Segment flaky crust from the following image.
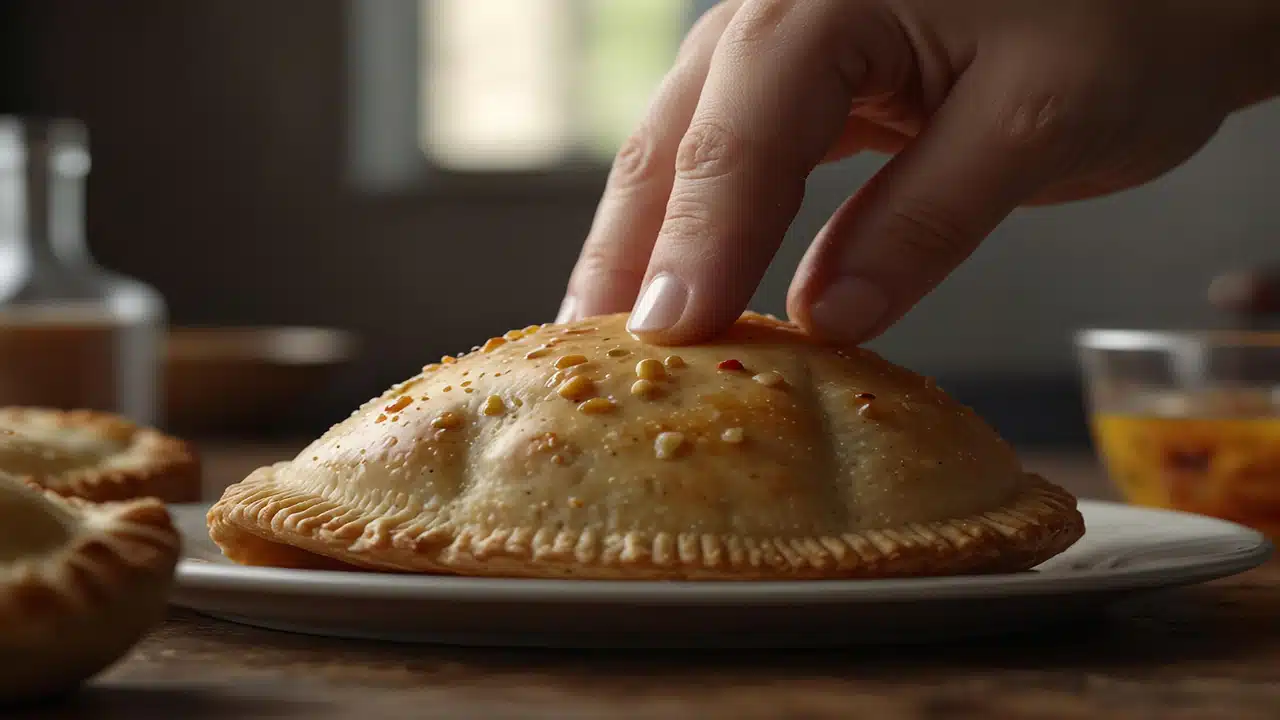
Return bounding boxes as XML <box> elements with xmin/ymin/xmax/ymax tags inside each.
<box><xmin>0</xmin><ymin>407</ymin><xmax>201</xmax><ymax>503</ymax></box>
<box><xmin>208</xmin><ymin>312</ymin><xmax>1086</xmax><ymax>580</ymax></box>
<box><xmin>0</xmin><ymin>477</ymin><xmax>181</xmax><ymax>701</ymax></box>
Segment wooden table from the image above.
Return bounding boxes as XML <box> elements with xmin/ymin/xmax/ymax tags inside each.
<box><xmin>18</xmin><ymin>445</ymin><xmax>1280</xmax><ymax>719</ymax></box>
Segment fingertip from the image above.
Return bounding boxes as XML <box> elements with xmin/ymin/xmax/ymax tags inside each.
<box><xmin>627</xmin><ymin>319</ymin><xmax>737</xmax><ymax>347</ymax></box>
<box><xmin>626</xmin><ymin>272</ymin><xmax>689</xmax><ymax>334</ymax></box>
<box><xmin>791</xmin><ymin>276</ymin><xmax>892</xmax><ymax>347</ymax></box>
<box><xmin>624</xmin><ymin>271</ymin><xmax>747</xmax><ymax>346</ymax></box>
<box><xmin>554</xmin><ymin>295</ymin><xmax>578</xmax><ymax>324</ymax></box>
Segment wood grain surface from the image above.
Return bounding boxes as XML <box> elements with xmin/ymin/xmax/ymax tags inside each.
<box><xmin>11</xmin><ymin>445</ymin><xmax>1280</xmax><ymax>720</ymax></box>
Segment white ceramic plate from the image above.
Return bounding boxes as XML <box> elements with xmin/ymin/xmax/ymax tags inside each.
<box><xmin>168</xmin><ymin>501</ymin><xmax>1272</xmax><ymax>648</ymax></box>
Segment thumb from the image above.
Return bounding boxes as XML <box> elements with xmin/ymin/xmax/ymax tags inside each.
<box><xmin>788</xmin><ymin>69</ymin><xmax>1070</xmax><ymax>345</ymax></box>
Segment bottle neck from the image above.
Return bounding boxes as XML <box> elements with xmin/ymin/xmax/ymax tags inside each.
<box><xmin>2</xmin><ymin>118</ymin><xmax>95</xmax><ymax>268</ymax></box>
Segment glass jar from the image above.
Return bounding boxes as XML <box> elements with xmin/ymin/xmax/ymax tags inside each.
<box><xmin>0</xmin><ymin>116</ymin><xmax>165</xmax><ymax>426</ymax></box>
<box><xmin>1077</xmin><ymin>328</ymin><xmax>1280</xmax><ymax>540</ymax></box>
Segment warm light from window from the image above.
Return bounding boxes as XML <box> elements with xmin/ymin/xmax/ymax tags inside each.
<box><xmin>421</xmin><ymin>0</ymin><xmax>574</xmax><ymax>171</ymax></box>
<box><xmin>419</xmin><ymin>0</ymin><xmax>690</xmax><ymax>171</ymax></box>
<box><xmin>581</xmin><ymin>0</ymin><xmax>689</xmax><ymax>158</ymax></box>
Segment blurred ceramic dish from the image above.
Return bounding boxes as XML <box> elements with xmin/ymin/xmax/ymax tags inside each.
<box><xmin>164</xmin><ymin>327</ymin><xmax>358</xmax><ymax>435</ymax></box>
<box><xmin>1078</xmin><ymin>329</ymin><xmax>1280</xmax><ymax>539</ymax></box>
<box><xmin>168</xmin><ymin>500</ymin><xmax>1270</xmax><ymax>648</ymax></box>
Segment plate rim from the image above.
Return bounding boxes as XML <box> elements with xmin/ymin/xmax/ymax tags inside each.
<box><xmin>170</xmin><ymin>500</ymin><xmax>1274</xmax><ymax>606</ymax></box>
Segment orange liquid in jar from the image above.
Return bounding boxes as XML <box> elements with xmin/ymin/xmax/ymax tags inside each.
<box><xmin>1092</xmin><ymin>412</ymin><xmax>1280</xmax><ymax>539</ymax></box>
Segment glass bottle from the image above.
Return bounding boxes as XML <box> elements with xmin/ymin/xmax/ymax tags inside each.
<box><xmin>0</xmin><ymin>116</ymin><xmax>165</xmax><ymax>427</ymax></box>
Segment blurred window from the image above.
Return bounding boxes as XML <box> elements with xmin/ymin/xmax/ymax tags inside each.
<box><xmin>422</xmin><ymin>0</ymin><xmax>689</xmax><ymax>170</ymax></box>
<box><xmin>350</xmin><ymin>0</ymin><xmax>697</xmax><ymax>191</ymax></box>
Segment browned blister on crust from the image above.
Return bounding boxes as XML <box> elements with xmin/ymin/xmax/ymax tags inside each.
<box><xmin>0</xmin><ymin>407</ymin><xmax>201</xmax><ymax>503</ymax></box>
<box><xmin>0</xmin><ymin>476</ymin><xmax>181</xmax><ymax>701</ymax></box>
<box><xmin>208</xmin><ymin>312</ymin><xmax>1085</xmax><ymax>581</ymax></box>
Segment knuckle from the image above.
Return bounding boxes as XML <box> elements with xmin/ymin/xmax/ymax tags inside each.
<box><xmin>607</xmin><ymin>127</ymin><xmax>663</xmax><ymax>195</ymax></box>
<box><xmin>680</xmin><ymin>0</ymin><xmax>739</xmax><ymax>56</ymax></box>
<box><xmin>992</xmin><ymin>91</ymin><xmax>1077</xmax><ymax>154</ymax></box>
<box><xmin>572</xmin><ymin>245</ymin><xmax>646</xmax><ymax>296</ymax></box>
<box><xmin>827</xmin><ymin>3</ymin><xmax>914</xmax><ymax>100</ymax></box>
<box><xmin>659</xmin><ymin>192</ymin><xmax>714</xmax><ymax>249</ymax></box>
<box><xmin>674</xmin><ymin>119</ymin><xmax>743</xmax><ymax>182</ymax></box>
<box><xmin>720</xmin><ymin>0</ymin><xmax>795</xmax><ymax>55</ymax></box>
<box><xmin>881</xmin><ymin>198</ymin><xmax>975</xmax><ymax>272</ymax></box>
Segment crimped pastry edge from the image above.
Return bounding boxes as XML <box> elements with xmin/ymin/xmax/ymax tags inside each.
<box><xmin>0</xmin><ymin>478</ymin><xmax>182</xmax><ymax>701</ymax></box>
<box><xmin>1</xmin><ymin>481</ymin><xmax>182</xmax><ymax>628</ymax></box>
<box><xmin>0</xmin><ymin>407</ymin><xmax>202</xmax><ymax>503</ymax></box>
<box><xmin>207</xmin><ymin>469</ymin><xmax>1085</xmax><ymax>581</ymax></box>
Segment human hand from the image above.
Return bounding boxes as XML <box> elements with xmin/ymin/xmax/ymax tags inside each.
<box><xmin>557</xmin><ymin>0</ymin><xmax>1280</xmax><ymax>345</ymax></box>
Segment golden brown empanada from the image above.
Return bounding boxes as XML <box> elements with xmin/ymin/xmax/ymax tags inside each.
<box><xmin>0</xmin><ymin>408</ymin><xmax>201</xmax><ymax>503</ymax></box>
<box><xmin>0</xmin><ymin>473</ymin><xmax>180</xmax><ymax>701</ymax></box>
<box><xmin>208</xmin><ymin>313</ymin><xmax>1084</xmax><ymax>580</ymax></box>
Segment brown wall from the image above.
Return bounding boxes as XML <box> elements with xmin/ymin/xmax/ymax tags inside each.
<box><xmin>22</xmin><ymin>0</ymin><xmax>603</xmax><ymax>428</ymax></box>
<box><xmin>14</xmin><ymin>0</ymin><xmax>1280</xmax><ymax>445</ymax></box>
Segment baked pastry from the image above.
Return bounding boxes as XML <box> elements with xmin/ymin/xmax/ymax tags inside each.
<box><xmin>208</xmin><ymin>312</ymin><xmax>1085</xmax><ymax>580</ymax></box>
<box><xmin>0</xmin><ymin>408</ymin><xmax>201</xmax><ymax>503</ymax></box>
<box><xmin>0</xmin><ymin>473</ymin><xmax>180</xmax><ymax>702</ymax></box>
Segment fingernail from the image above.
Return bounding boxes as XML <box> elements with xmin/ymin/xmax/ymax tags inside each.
<box><xmin>628</xmin><ymin>273</ymin><xmax>689</xmax><ymax>334</ymax></box>
<box><xmin>810</xmin><ymin>277</ymin><xmax>889</xmax><ymax>344</ymax></box>
<box><xmin>555</xmin><ymin>295</ymin><xmax>577</xmax><ymax>323</ymax></box>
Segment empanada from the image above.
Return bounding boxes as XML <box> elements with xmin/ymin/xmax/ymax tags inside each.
<box><xmin>0</xmin><ymin>473</ymin><xmax>180</xmax><ymax>701</ymax></box>
<box><xmin>0</xmin><ymin>408</ymin><xmax>201</xmax><ymax>503</ymax></box>
<box><xmin>208</xmin><ymin>313</ymin><xmax>1084</xmax><ymax>580</ymax></box>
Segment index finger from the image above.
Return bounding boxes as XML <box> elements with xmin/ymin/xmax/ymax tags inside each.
<box><xmin>625</xmin><ymin>0</ymin><xmax>911</xmax><ymax>343</ymax></box>
<box><xmin>559</xmin><ymin>1</ymin><xmax>741</xmax><ymax>323</ymax></box>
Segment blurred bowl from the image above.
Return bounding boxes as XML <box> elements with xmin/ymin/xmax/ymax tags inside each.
<box><xmin>1076</xmin><ymin>328</ymin><xmax>1280</xmax><ymax>539</ymax></box>
<box><xmin>164</xmin><ymin>326</ymin><xmax>359</xmax><ymax>436</ymax></box>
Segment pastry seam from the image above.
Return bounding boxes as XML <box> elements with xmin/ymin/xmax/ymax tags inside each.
<box><xmin>208</xmin><ymin>472</ymin><xmax>1085</xmax><ymax>579</ymax></box>
<box><xmin>4</xmin><ymin>487</ymin><xmax>181</xmax><ymax>627</ymax></box>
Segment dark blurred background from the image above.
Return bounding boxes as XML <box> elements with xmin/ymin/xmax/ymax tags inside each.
<box><xmin>1</xmin><ymin>0</ymin><xmax>1277</xmax><ymax>445</ymax></box>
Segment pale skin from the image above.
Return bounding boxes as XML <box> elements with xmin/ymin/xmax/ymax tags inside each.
<box><xmin>556</xmin><ymin>0</ymin><xmax>1280</xmax><ymax>345</ymax></box>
